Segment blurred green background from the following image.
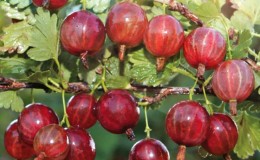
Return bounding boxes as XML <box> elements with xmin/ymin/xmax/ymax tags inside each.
<box><xmin>1</xmin><ymin>7</ymin><xmax>260</xmax><ymax>160</ymax></box>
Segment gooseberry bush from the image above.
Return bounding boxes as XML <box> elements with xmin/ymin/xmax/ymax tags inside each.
<box><xmin>0</xmin><ymin>0</ymin><xmax>260</xmax><ymax>159</ymax></box>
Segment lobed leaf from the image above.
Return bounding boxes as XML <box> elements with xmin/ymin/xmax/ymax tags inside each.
<box><xmin>8</xmin><ymin>0</ymin><xmax>32</xmax><ymax>9</ymax></box>
<box><xmin>27</xmin><ymin>8</ymin><xmax>58</xmax><ymax>61</ymax></box>
<box><xmin>0</xmin><ymin>91</ymin><xmax>24</xmax><ymax>112</ymax></box>
<box><xmin>0</xmin><ymin>21</ymin><xmax>32</xmax><ymax>53</ymax></box>
<box><xmin>0</xmin><ymin>57</ymin><xmax>38</xmax><ymax>79</ymax></box>
<box><xmin>231</xmin><ymin>30</ymin><xmax>252</xmax><ymax>59</ymax></box>
<box><xmin>27</xmin><ymin>70</ymin><xmax>51</xmax><ymax>84</ymax></box>
<box><xmin>128</xmin><ymin>48</ymin><xmax>178</xmax><ymax>87</ymax></box>
<box><xmin>234</xmin><ymin>111</ymin><xmax>260</xmax><ymax>159</ymax></box>
<box><xmin>86</xmin><ymin>0</ymin><xmax>111</xmax><ymax>13</ymax></box>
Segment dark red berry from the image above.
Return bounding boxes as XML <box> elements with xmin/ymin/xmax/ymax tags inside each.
<box><xmin>183</xmin><ymin>27</ymin><xmax>226</xmax><ymax>77</ymax></box>
<box><xmin>106</xmin><ymin>1</ymin><xmax>148</xmax><ymax>61</ymax></box>
<box><xmin>32</xmin><ymin>0</ymin><xmax>68</xmax><ymax>10</ymax></box>
<box><xmin>65</xmin><ymin>127</ymin><xmax>96</xmax><ymax>160</ymax></box>
<box><xmin>144</xmin><ymin>15</ymin><xmax>184</xmax><ymax>71</ymax></box>
<box><xmin>212</xmin><ymin>60</ymin><xmax>255</xmax><ymax>115</ymax></box>
<box><xmin>67</xmin><ymin>93</ymin><xmax>97</xmax><ymax>129</ymax></box>
<box><xmin>97</xmin><ymin>89</ymin><xmax>140</xmax><ymax>140</ymax></box>
<box><xmin>129</xmin><ymin>138</ymin><xmax>170</xmax><ymax>160</ymax></box>
<box><xmin>60</xmin><ymin>10</ymin><xmax>106</xmax><ymax>67</ymax></box>
<box><xmin>34</xmin><ymin>124</ymin><xmax>70</xmax><ymax>160</ymax></box>
<box><xmin>165</xmin><ymin>100</ymin><xmax>210</xmax><ymax>160</ymax></box>
<box><xmin>18</xmin><ymin>103</ymin><xmax>59</xmax><ymax>144</ymax></box>
<box><xmin>202</xmin><ymin>113</ymin><xmax>238</xmax><ymax>156</ymax></box>
<box><xmin>4</xmin><ymin>120</ymin><xmax>35</xmax><ymax>159</ymax></box>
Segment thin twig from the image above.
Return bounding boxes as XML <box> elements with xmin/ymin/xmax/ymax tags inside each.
<box><xmin>242</xmin><ymin>57</ymin><xmax>260</xmax><ymax>71</ymax></box>
<box><xmin>154</xmin><ymin>0</ymin><xmax>204</xmax><ymax>26</ymax></box>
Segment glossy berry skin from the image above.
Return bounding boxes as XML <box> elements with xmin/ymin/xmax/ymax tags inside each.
<box><xmin>144</xmin><ymin>15</ymin><xmax>184</xmax><ymax>58</ymax></box>
<box><xmin>34</xmin><ymin>124</ymin><xmax>70</xmax><ymax>160</ymax></box>
<box><xmin>202</xmin><ymin>113</ymin><xmax>238</xmax><ymax>155</ymax></box>
<box><xmin>66</xmin><ymin>127</ymin><xmax>96</xmax><ymax>160</ymax></box>
<box><xmin>106</xmin><ymin>2</ymin><xmax>148</xmax><ymax>47</ymax></box>
<box><xmin>106</xmin><ymin>2</ymin><xmax>148</xmax><ymax>61</ymax></box>
<box><xmin>129</xmin><ymin>138</ymin><xmax>170</xmax><ymax>160</ymax></box>
<box><xmin>212</xmin><ymin>60</ymin><xmax>254</xmax><ymax>115</ymax></box>
<box><xmin>60</xmin><ymin>11</ymin><xmax>106</xmax><ymax>56</ymax></box>
<box><xmin>183</xmin><ymin>27</ymin><xmax>226</xmax><ymax>76</ymax></box>
<box><xmin>18</xmin><ymin>103</ymin><xmax>59</xmax><ymax>144</ymax></box>
<box><xmin>97</xmin><ymin>89</ymin><xmax>140</xmax><ymax>137</ymax></box>
<box><xmin>67</xmin><ymin>93</ymin><xmax>97</xmax><ymax>129</ymax></box>
<box><xmin>32</xmin><ymin>0</ymin><xmax>68</xmax><ymax>10</ymax></box>
<box><xmin>165</xmin><ymin>100</ymin><xmax>210</xmax><ymax>147</ymax></box>
<box><xmin>4</xmin><ymin>120</ymin><xmax>35</xmax><ymax>159</ymax></box>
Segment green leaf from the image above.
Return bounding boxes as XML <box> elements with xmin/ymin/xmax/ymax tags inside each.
<box><xmin>253</xmin><ymin>71</ymin><xmax>260</xmax><ymax>90</ymax></box>
<box><xmin>106</xmin><ymin>76</ymin><xmax>131</xmax><ymax>89</ymax></box>
<box><xmin>0</xmin><ymin>57</ymin><xmax>38</xmax><ymax>79</ymax></box>
<box><xmin>27</xmin><ymin>8</ymin><xmax>58</xmax><ymax>61</ymax></box>
<box><xmin>0</xmin><ymin>21</ymin><xmax>32</xmax><ymax>53</ymax></box>
<box><xmin>105</xmin><ymin>56</ymin><xmax>131</xmax><ymax>77</ymax></box>
<box><xmin>8</xmin><ymin>0</ymin><xmax>31</xmax><ymax>9</ymax></box>
<box><xmin>192</xmin><ymin>2</ymin><xmax>220</xmax><ymax>22</ymax></box>
<box><xmin>231</xmin><ymin>11</ymin><xmax>254</xmax><ymax>31</ymax></box>
<box><xmin>238</xmin><ymin>101</ymin><xmax>260</xmax><ymax>113</ymax></box>
<box><xmin>234</xmin><ymin>112</ymin><xmax>260</xmax><ymax>159</ymax></box>
<box><xmin>232</xmin><ymin>0</ymin><xmax>260</xmax><ymax>25</ymax></box>
<box><xmin>78</xmin><ymin>57</ymin><xmax>100</xmax><ymax>85</ymax></box>
<box><xmin>86</xmin><ymin>0</ymin><xmax>111</xmax><ymax>13</ymax></box>
<box><xmin>128</xmin><ymin>48</ymin><xmax>177</xmax><ymax>86</ymax></box>
<box><xmin>0</xmin><ymin>91</ymin><xmax>24</xmax><ymax>112</ymax></box>
<box><xmin>27</xmin><ymin>70</ymin><xmax>51</xmax><ymax>84</ymax></box>
<box><xmin>59</xmin><ymin>52</ymin><xmax>79</xmax><ymax>82</ymax></box>
<box><xmin>0</xmin><ymin>1</ymin><xmax>35</xmax><ymax>23</ymax></box>
<box><xmin>232</xmin><ymin>30</ymin><xmax>252</xmax><ymax>59</ymax></box>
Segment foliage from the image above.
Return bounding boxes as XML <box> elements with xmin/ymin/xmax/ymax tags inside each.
<box><xmin>0</xmin><ymin>0</ymin><xmax>260</xmax><ymax>159</ymax></box>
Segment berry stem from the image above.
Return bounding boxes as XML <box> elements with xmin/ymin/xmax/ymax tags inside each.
<box><xmin>119</xmin><ymin>45</ymin><xmax>126</xmax><ymax>62</ymax></box>
<box><xmin>176</xmin><ymin>145</ymin><xmax>186</xmax><ymax>160</ymax></box>
<box><xmin>31</xmin><ymin>89</ymin><xmax>35</xmax><ymax>104</ymax></box>
<box><xmin>171</xmin><ymin>66</ymin><xmax>197</xmax><ymax>81</ymax></box>
<box><xmin>81</xmin><ymin>0</ymin><xmax>87</xmax><ymax>10</ymax></box>
<box><xmin>156</xmin><ymin>57</ymin><xmax>167</xmax><ymax>71</ymax></box>
<box><xmin>229</xmin><ymin>99</ymin><xmax>237</xmax><ymax>116</ymax></box>
<box><xmin>219</xmin><ymin>16</ymin><xmax>232</xmax><ymax>59</ymax></box>
<box><xmin>126</xmin><ymin>128</ymin><xmax>136</xmax><ymax>141</ymax></box>
<box><xmin>202</xmin><ymin>84</ymin><xmax>214</xmax><ymax>115</ymax></box>
<box><xmin>101</xmin><ymin>66</ymin><xmax>108</xmax><ymax>92</ymax></box>
<box><xmin>196</xmin><ymin>63</ymin><xmax>205</xmax><ymax>79</ymax></box>
<box><xmin>224</xmin><ymin>153</ymin><xmax>232</xmax><ymax>160</ymax></box>
<box><xmin>154</xmin><ymin>0</ymin><xmax>203</xmax><ymax>26</ymax></box>
<box><xmin>60</xmin><ymin>90</ymin><xmax>70</xmax><ymax>127</ymax></box>
<box><xmin>144</xmin><ymin>106</ymin><xmax>152</xmax><ymax>138</ymax></box>
<box><xmin>189</xmin><ymin>78</ymin><xmax>198</xmax><ymax>100</ymax></box>
<box><xmin>80</xmin><ymin>51</ymin><xmax>89</xmax><ymax>69</ymax></box>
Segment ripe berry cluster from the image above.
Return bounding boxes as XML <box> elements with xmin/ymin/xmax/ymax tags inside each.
<box><xmin>59</xmin><ymin>1</ymin><xmax>255</xmax><ymax>117</ymax></box>
<box><xmin>4</xmin><ymin>103</ymin><xmax>95</xmax><ymax>159</ymax></box>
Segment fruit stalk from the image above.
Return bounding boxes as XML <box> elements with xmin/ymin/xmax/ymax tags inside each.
<box><xmin>176</xmin><ymin>145</ymin><xmax>186</xmax><ymax>160</ymax></box>
<box><xmin>229</xmin><ymin>100</ymin><xmax>237</xmax><ymax>116</ymax></box>
<box><xmin>224</xmin><ymin>153</ymin><xmax>232</xmax><ymax>160</ymax></box>
<box><xmin>154</xmin><ymin>0</ymin><xmax>203</xmax><ymax>26</ymax></box>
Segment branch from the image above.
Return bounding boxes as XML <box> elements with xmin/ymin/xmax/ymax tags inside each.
<box><xmin>131</xmin><ymin>84</ymin><xmax>214</xmax><ymax>104</ymax></box>
<box><xmin>0</xmin><ymin>77</ymin><xmax>90</xmax><ymax>93</ymax></box>
<box><xmin>154</xmin><ymin>0</ymin><xmax>203</xmax><ymax>26</ymax></box>
<box><xmin>242</xmin><ymin>57</ymin><xmax>260</xmax><ymax>71</ymax></box>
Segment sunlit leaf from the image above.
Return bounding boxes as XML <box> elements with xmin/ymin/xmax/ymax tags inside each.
<box><xmin>27</xmin><ymin>8</ymin><xmax>58</xmax><ymax>61</ymax></box>
<box><xmin>0</xmin><ymin>21</ymin><xmax>32</xmax><ymax>53</ymax></box>
<box><xmin>234</xmin><ymin>111</ymin><xmax>260</xmax><ymax>159</ymax></box>
<box><xmin>0</xmin><ymin>91</ymin><xmax>23</xmax><ymax>112</ymax></box>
